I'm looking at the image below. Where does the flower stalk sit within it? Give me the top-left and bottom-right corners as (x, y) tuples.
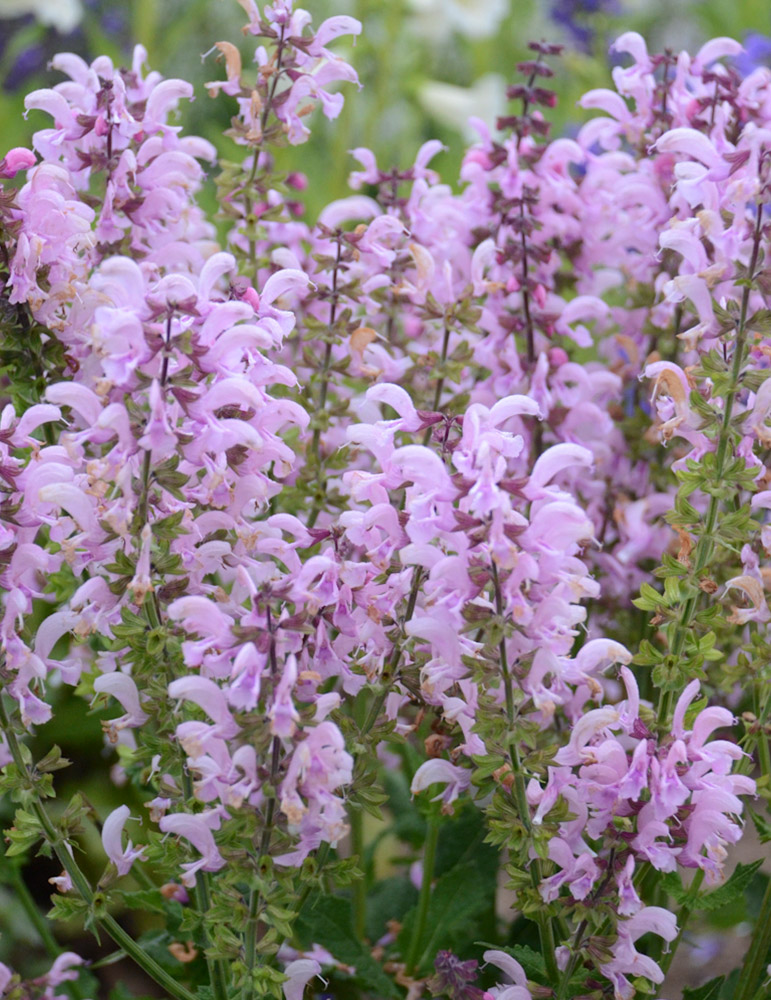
(0, 695), (198, 1000)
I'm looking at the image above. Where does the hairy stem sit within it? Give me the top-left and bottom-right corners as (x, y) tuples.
(555, 861), (615, 1000)
(0, 696), (197, 1000)
(180, 769), (230, 1000)
(733, 874), (771, 1000)
(4, 860), (61, 960)
(350, 806), (367, 939)
(491, 562), (559, 985)
(362, 566), (423, 733)
(657, 202), (764, 728)
(753, 678), (771, 780)
(243, 25), (287, 278)
(244, 606), (284, 998)
(307, 234), (344, 527)
(404, 813), (440, 976)
(144, 595), (229, 1000)
(660, 867), (705, 979)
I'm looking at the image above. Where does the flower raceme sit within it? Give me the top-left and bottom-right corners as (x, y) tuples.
(0, 8), (769, 1000)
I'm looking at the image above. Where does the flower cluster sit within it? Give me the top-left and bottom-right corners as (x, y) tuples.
(0, 7), (769, 1000)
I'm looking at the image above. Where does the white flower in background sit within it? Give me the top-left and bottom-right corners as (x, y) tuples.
(407, 0), (509, 40)
(419, 73), (506, 139)
(0, 0), (83, 33)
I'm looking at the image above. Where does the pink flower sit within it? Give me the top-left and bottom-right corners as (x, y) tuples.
(102, 805), (147, 876)
(410, 759), (471, 806)
(600, 907), (677, 999)
(159, 809), (227, 887)
(93, 671), (149, 738)
(282, 959), (322, 1000)
(0, 147), (36, 177)
(0, 962), (13, 994)
(168, 676), (240, 740)
(482, 950), (531, 1000)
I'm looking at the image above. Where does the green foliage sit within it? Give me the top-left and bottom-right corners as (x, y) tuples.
(435, 802), (498, 881)
(364, 876), (418, 943)
(47, 894), (91, 923)
(397, 862), (491, 976)
(295, 895), (400, 999)
(683, 976), (725, 1000)
(662, 861), (763, 914)
(747, 807), (771, 844)
(108, 986), (161, 1000)
(4, 808), (43, 856)
(699, 862), (765, 912)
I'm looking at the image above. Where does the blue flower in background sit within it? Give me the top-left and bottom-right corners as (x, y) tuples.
(550, 0), (619, 52)
(5, 43), (47, 91)
(734, 32), (771, 76)
(1, 0), (130, 92)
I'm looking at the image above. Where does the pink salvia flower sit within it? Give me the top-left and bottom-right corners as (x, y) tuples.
(101, 805), (147, 876)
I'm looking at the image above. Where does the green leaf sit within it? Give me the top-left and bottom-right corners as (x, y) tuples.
(4, 809), (43, 856)
(48, 894), (90, 923)
(689, 390), (716, 419)
(500, 943), (545, 981)
(382, 769), (426, 847)
(470, 753), (508, 782)
(365, 877), (419, 943)
(295, 895), (400, 998)
(397, 861), (490, 975)
(115, 888), (180, 918)
(152, 510), (187, 541)
(633, 582), (663, 612)
(683, 975), (725, 1000)
(719, 968), (741, 1000)
(699, 861), (763, 912)
(663, 575), (681, 605)
(134, 928), (191, 974)
(661, 871), (690, 906)
(747, 308), (771, 333)
(35, 745), (72, 773)
(435, 803), (498, 881)
(747, 807), (771, 844)
(633, 640), (664, 666)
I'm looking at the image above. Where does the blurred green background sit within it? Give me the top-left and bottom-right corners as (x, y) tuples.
(2, 0), (771, 220)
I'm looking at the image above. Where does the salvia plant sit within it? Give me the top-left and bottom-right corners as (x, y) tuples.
(0, 5), (770, 1000)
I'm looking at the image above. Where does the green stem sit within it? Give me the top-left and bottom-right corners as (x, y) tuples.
(362, 566), (423, 733)
(242, 26), (286, 281)
(0, 698), (197, 1000)
(245, 610), (284, 1000)
(656, 202), (764, 728)
(555, 853), (618, 1000)
(754, 679), (771, 780)
(404, 815), (440, 976)
(146, 592), (229, 1000)
(307, 235), (344, 528)
(179, 770), (229, 1000)
(244, 733), (281, 998)
(138, 449), (152, 525)
(659, 867), (705, 978)
(734, 874), (771, 1000)
(146, 582), (229, 1000)
(422, 321), (451, 447)
(269, 842), (331, 961)
(491, 563), (559, 986)
(555, 917), (588, 1000)
(350, 807), (367, 940)
(4, 861), (60, 959)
